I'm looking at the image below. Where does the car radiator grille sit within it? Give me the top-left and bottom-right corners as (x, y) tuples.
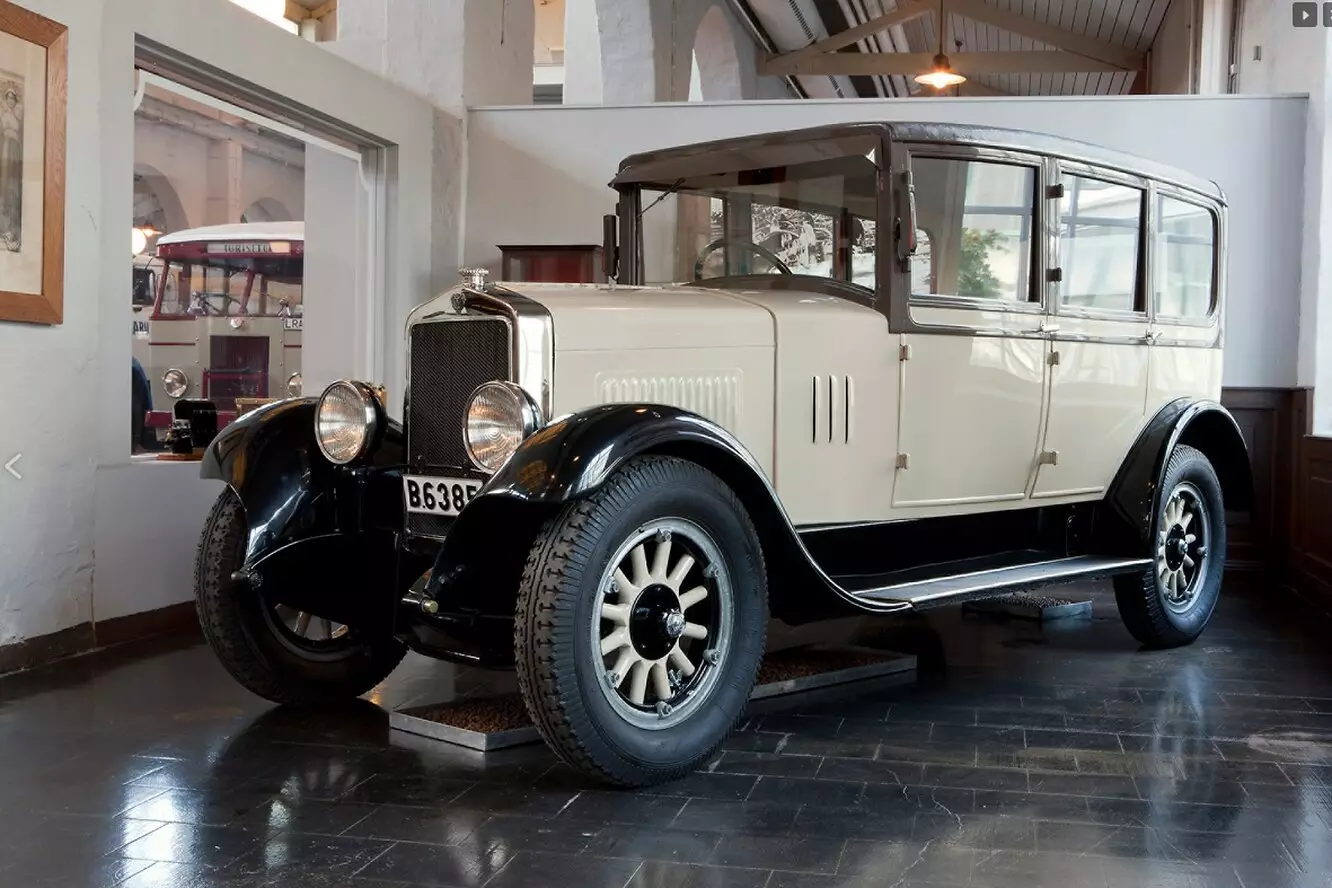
(406, 316), (510, 537)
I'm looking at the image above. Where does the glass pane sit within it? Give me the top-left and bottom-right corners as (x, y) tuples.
(647, 143), (879, 292)
(910, 158), (1035, 302)
(1060, 176), (1142, 312)
(1156, 196), (1214, 319)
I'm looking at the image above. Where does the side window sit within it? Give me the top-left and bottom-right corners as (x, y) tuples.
(1155, 195), (1215, 319)
(1059, 175), (1144, 313)
(910, 157), (1037, 303)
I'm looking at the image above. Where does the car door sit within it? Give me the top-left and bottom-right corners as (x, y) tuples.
(891, 148), (1050, 509)
(1145, 185), (1224, 413)
(1031, 163), (1150, 499)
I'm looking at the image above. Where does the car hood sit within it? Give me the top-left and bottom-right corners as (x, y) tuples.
(506, 283), (774, 352)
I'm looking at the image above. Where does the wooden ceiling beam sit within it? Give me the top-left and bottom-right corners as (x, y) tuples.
(946, 0), (1143, 70)
(774, 0), (935, 65)
(762, 50), (1124, 77)
(284, 0), (336, 22)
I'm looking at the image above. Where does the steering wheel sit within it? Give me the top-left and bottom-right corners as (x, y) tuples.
(693, 238), (793, 280)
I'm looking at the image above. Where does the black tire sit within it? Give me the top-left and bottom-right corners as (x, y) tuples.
(194, 488), (407, 705)
(515, 455), (767, 787)
(1113, 444), (1226, 649)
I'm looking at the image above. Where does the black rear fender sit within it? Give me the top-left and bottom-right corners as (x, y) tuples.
(1102, 399), (1252, 553)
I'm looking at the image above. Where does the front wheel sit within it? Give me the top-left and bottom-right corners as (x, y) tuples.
(515, 456), (768, 786)
(1113, 444), (1226, 649)
(194, 488), (407, 705)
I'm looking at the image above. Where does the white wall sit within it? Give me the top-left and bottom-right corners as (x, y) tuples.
(0, 0), (439, 647)
(463, 96), (1306, 389)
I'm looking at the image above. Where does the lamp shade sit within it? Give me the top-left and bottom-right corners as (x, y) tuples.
(914, 53), (967, 90)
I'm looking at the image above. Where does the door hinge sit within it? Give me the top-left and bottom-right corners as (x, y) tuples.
(1047, 267), (1063, 283)
(1048, 349), (1061, 366)
(895, 453), (910, 470)
(899, 342), (912, 361)
(1038, 450), (1059, 466)
(1047, 183), (1065, 199)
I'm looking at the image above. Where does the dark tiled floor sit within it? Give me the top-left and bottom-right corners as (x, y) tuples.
(4, 578), (1332, 886)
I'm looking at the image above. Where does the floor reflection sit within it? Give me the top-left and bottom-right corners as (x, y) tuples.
(2, 577), (1332, 887)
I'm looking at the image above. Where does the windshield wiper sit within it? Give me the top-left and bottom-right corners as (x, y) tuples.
(639, 178), (686, 218)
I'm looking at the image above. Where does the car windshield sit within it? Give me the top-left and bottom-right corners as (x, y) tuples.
(157, 253), (303, 318)
(636, 138), (879, 291)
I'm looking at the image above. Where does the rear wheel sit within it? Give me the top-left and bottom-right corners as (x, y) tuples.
(515, 456), (767, 786)
(194, 488), (406, 705)
(1113, 444), (1226, 648)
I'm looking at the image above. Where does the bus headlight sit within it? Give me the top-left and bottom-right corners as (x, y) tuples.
(315, 380), (380, 465)
(463, 381), (542, 473)
(163, 368), (190, 399)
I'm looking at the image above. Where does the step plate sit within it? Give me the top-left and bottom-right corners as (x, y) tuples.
(852, 555), (1150, 610)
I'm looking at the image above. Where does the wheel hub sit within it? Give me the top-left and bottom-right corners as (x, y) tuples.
(629, 585), (683, 660)
(592, 517), (731, 730)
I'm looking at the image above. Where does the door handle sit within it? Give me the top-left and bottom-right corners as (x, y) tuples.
(1145, 330), (1163, 343)
(1027, 322), (1059, 335)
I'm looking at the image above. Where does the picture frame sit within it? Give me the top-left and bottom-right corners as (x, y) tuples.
(0, 1), (65, 325)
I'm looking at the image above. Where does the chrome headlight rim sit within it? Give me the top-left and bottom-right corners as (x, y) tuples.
(287, 372), (303, 397)
(463, 381), (543, 474)
(315, 379), (382, 466)
(162, 368), (190, 399)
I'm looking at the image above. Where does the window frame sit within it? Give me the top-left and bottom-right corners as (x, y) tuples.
(1148, 181), (1223, 328)
(1050, 160), (1149, 322)
(901, 145), (1045, 315)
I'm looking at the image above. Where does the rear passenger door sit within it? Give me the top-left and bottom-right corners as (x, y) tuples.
(1032, 163), (1150, 499)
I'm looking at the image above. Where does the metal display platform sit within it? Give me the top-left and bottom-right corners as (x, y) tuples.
(389, 645), (917, 752)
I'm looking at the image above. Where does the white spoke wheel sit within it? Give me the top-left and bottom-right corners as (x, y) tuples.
(1113, 444), (1226, 649)
(591, 518), (732, 729)
(1155, 482), (1209, 614)
(514, 456), (768, 787)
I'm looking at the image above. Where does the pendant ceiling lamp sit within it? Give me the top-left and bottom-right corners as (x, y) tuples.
(914, 0), (967, 90)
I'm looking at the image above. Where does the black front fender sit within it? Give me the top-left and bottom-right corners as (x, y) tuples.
(200, 398), (407, 566)
(1103, 398), (1253, 553)
(451, 404), (868, 624)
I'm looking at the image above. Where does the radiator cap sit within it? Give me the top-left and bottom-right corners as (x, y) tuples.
(459, 267), (490, 290)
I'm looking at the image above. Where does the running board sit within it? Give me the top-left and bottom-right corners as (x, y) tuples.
(847, 555), (1151, 610)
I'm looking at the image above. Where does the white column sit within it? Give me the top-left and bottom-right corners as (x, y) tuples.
(563, 0), (604, 103)
(1237, 7), (1332, 432)
(332, 0), (534, 114)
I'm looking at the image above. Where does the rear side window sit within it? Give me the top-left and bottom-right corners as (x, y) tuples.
(1058, 175), (1144, 313)
(1155, 195), (1215, 319)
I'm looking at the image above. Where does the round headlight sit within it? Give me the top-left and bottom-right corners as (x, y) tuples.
(316, 380), (379, 465)
(287, 372), (303, 397)
(162, 368), (190, 399)
(464, 381), (541, 473)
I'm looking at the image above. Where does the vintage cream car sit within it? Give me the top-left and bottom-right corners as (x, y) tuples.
(193, 122), (1250, 787)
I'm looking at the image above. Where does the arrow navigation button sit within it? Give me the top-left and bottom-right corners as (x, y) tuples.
(4, 453), (21, 479)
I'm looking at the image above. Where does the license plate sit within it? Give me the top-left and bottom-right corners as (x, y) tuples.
(403, 475), (482, 517)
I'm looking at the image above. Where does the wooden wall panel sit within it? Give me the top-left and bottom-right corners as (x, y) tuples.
(1220, 388), (1294, 569)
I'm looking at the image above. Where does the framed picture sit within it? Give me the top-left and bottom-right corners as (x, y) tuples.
(0, 1), (65, 325)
